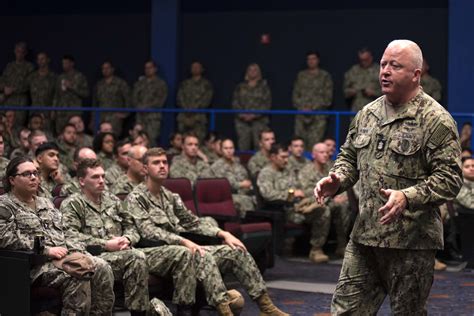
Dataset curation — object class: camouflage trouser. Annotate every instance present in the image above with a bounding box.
[32,261,91,315]
[89,256,115,315]
[100,249,150,312]
[232,193,256,218]
[141,246,196,305]
[287,205,331,248]
[330,200,351,248]
[195,245,266,306]
[234,116,269,151]
[294,114,327,151]
[136,112,161,146]
[331,240,436,315]
[177,113,207,141]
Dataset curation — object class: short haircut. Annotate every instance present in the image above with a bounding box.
[143,147,167,164]
[73,146,93,162]
[204,131,220,143]
[15,41,27,50]
[289,135,304,146]
[169,132,182,144]
[35,142,59,157]
[93,132,116,153]
[462,122,472,128]
[462,156,474,164]
[462,147,472,156]
[77,158,103,179]
[114,139,131,155]
[259,127,274,141]
[133,130,150,142]
[306,50,320,58]
[63,54,75,63]
[62,123,76,134]
[29,113,43,121]
[269,143,287,156]
[145,59,157,67]
[28,129,46,144]
[4,156,34,192]
[358,47,372,55]
[183,132,199,143]
[18,127,31,138]
[220,138,234,148]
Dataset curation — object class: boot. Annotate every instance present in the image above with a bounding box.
[334,246,346,258]
[256,292,289,316]
[434,259,447,271]
[227,289,245,315]
[308,247,329,263]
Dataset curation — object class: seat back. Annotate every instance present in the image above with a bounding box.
[162,178,197,214]
[53,196,67,210]
[195,178,238,220]
[51,184,63,197]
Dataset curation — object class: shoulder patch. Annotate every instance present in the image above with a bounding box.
[428,123,450,149]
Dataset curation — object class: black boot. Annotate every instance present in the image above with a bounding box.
[130,311,146,316]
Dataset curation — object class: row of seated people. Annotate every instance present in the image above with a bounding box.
[0,148,289,316]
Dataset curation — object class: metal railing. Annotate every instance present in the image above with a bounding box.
[2,105,473,158]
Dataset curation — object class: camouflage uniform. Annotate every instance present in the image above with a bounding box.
[105,162,126,187]
[132,76,168,145]
[27,70,57,131]
[1,60,34,125]
[292,69,333,150]
[0,157,10,187]
[200,147,219,165]
[60,177,81,196]
[76,133,94,148]
[53,70,89,134]
[177,77,213,141]
[57,140,76,173]
[0,193,115,315]
[110,174,141,196]
[205,157,256,217]
[300,163,351,248]
[232,80,271,150]
[421,74,442,102]
[61,190,197,307]
[93,76,131,136]
[247,150,270,179]
[257,165,328,248]
[287,155,310,180]
[169,154,209,186]
[343,63,381,112]
[454,179,473,210]
[98,151,114,171]
[38,175,56,199]
[330,91,462,315]
[126,185,268,306]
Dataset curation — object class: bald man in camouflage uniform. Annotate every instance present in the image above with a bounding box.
[343,48,381,112]
[204,139,256,217]
[132,60,168,145]
[0,157,115,315]
[420,60,442,102]
[169,134,210,186]
[315,40,462,315]
[292,52,333,150]
[53,55,89,134]
[1,42,34,125]
[177,61,213,141]
[93,61,131,136]
[232,63,272,150]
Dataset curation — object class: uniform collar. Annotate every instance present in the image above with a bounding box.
[367,90,423,126]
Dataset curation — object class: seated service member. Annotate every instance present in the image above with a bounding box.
[61,159,189,315]
[111,145,147,196]
[60,146,98,196]
[126,147,288,316]
[0,156,115,315]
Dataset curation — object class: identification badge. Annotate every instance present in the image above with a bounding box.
[375,134,386,159]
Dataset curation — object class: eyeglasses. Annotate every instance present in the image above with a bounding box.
[14,171,40,178]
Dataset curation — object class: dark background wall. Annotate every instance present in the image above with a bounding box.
[181,6,448,142]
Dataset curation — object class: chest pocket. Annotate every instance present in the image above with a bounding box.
[103,207,123,236]
[352,133,371,170]
[387,130,423,179]
[84,214,108,238]
[15,212,42,234]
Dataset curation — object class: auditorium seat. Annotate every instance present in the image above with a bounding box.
[163,178,198,214]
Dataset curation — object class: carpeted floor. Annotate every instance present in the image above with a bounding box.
[116,256,474,315]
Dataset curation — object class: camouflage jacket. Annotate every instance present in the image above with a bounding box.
[1,60,34,105]
[292,69,333,110]
[105,162,126,187]
[177,77,213,109]
[331,91,462,249]
[60,177,81,196]
[132,76,168,109]
[0,157,10,184]
[421,74,442,102]
[169,154,209,186]
[206,157,252,194]
[57,140,76,172]
[98,151,114,171]
[257,165,293,202]
[27,70,57,106]
[53,70,89,107]
[232,80,271,113]
[343,63,381,112]
[200,147,220,165]
[110,174,141,196]
[299,163,330,197]
[287,155,310,179]
[93,76,131,109]
[454,179,473,210]
[60,191,140,249]
[125,185,221,245]
[247,150,270,179]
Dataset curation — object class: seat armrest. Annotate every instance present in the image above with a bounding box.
[180,232,221,245]
[135,238,167,248]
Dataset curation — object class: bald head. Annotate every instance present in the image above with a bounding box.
[128,145,148,160]
[386,40,423,70]
[77,148,97,161]
[312,142,330,165]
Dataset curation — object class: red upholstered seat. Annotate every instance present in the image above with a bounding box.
[51,184,63,197]
[53,196,67,209]
[163,178,197,214]
[195,178,238,219]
